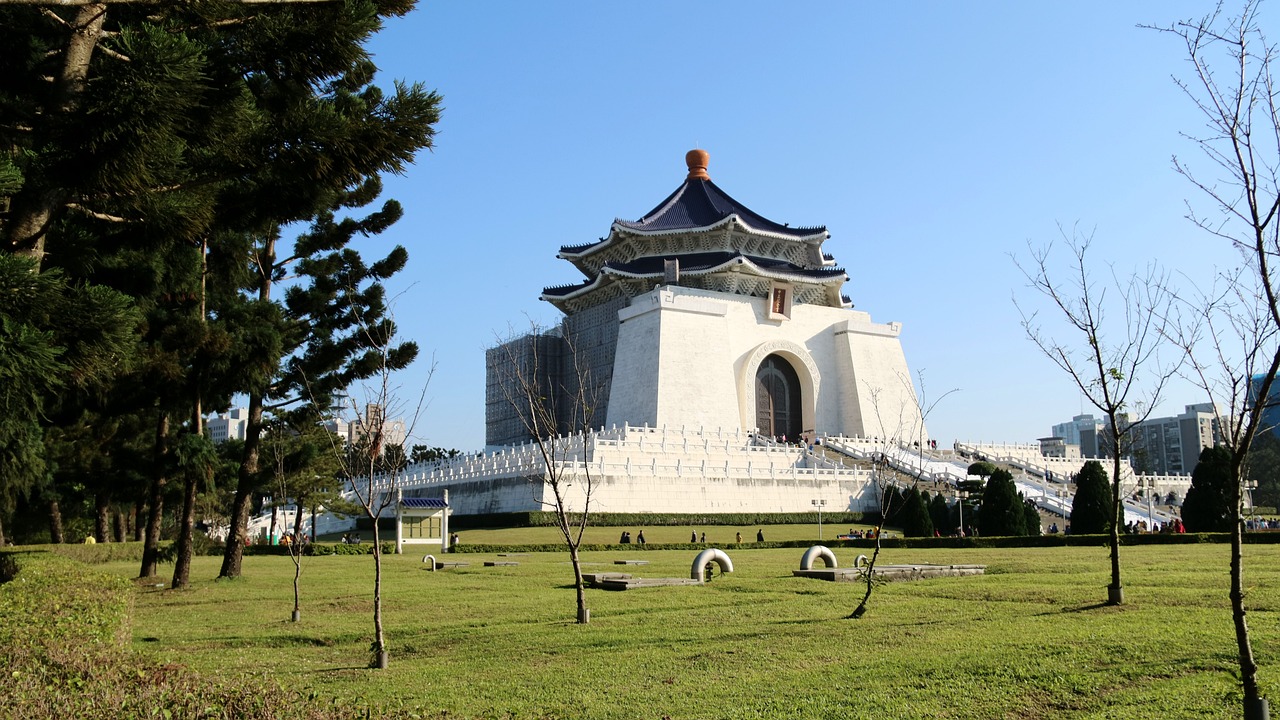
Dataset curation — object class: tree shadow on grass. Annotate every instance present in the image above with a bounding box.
[1058,602,1115,613]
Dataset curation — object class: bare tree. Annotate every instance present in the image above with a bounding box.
[314,313,428,669]
[493,325,598,624]
[1014,229,1178,605]
[848,372,955,619]
[1150,4,1280,714]
[262,420,326,623]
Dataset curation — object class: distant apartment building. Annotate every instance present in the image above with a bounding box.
[207,408,250,444]
[1052,414,1101,446]
[1123,403,1221,475]
[323,403,407,452]
[1050,405,1221,474]
[1051,414,1104,457]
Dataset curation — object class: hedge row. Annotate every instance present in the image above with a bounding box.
[454,531,1280,554]
[451,511,875,530]
[0,550,419,719]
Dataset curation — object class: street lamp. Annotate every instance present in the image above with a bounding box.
[956,490,969,537]
[1056,488,1070,532]
[1143,478,1156,533]
[812,498,827,540]
[1245,479,1259,529]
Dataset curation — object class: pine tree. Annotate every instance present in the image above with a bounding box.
[1182,446,1234,533]
[1071,460,1112,535]
[899,487,934,537]
[978,468,1026,537]
[928,493,951,535]
[1023,498,1042,536]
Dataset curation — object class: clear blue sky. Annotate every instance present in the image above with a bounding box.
[345,2,1266,453]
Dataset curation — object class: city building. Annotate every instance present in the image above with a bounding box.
[1051,414,1103,456]
[207,408,250,444]
[324,403,407,452]
[1123,403,1221,476]
[1249,373,1280,438]
[1050,405,1222,475]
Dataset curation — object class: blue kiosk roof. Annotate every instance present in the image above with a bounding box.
[400,497,448,509]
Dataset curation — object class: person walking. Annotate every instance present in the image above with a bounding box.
[756,529,764,542]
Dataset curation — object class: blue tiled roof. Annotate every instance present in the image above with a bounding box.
[606,252,845,278]
[401,497,448,509]
[613,178,825,238]
[541,252,846,298]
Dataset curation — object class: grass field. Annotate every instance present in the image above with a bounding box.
[110,542,1278,719]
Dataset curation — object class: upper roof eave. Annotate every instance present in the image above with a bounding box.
[602,255,847,285]
[558,215,827,259]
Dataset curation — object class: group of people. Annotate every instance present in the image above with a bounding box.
[617,529,770,544]
[1125,518,1185,534]
[340,532,363,545]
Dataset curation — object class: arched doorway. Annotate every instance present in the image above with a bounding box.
[755,354,802,441]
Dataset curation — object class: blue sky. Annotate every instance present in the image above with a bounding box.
[347,2,1265,452]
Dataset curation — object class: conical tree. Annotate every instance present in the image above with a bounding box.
[978,468,1026,537]
[1182,446,1234,533]
[1071,460,1112,535]
[899,487,934,537]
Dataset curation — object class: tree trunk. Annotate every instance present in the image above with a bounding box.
[94,489,111,543]
[170,469,197,589]
[371,518,388,668]
[291,500,304,621]
[131,497,143,541]
[218,235,275,578]
[1231,467,1264,716]
[5,3,107,263]
[139,412,169,579]
[219,393,264,578]
[48,499,64,544]
[113,509,126,543]
[569,543,589,624]
[0,515,6,547]
[1107,444,1124,605]
[310,503,317,542]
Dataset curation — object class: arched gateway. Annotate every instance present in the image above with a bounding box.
[755,354,802,441]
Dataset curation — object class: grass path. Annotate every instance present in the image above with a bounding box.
[114,543,1278,719]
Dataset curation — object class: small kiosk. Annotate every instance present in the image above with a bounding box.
[395,490,451,554]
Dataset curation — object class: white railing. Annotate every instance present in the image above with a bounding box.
[348,423,874,498]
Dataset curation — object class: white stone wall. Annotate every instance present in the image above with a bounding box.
[605,286,925,440]
[373,424,879,516]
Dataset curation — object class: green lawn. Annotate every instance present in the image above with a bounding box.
[111,543,1278,719]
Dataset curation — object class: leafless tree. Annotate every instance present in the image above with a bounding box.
[1149,4,1280,714]
[1014,229,1178,605]
[493,324,598,624]
[848,371,955,619]
[313,315,429,669]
